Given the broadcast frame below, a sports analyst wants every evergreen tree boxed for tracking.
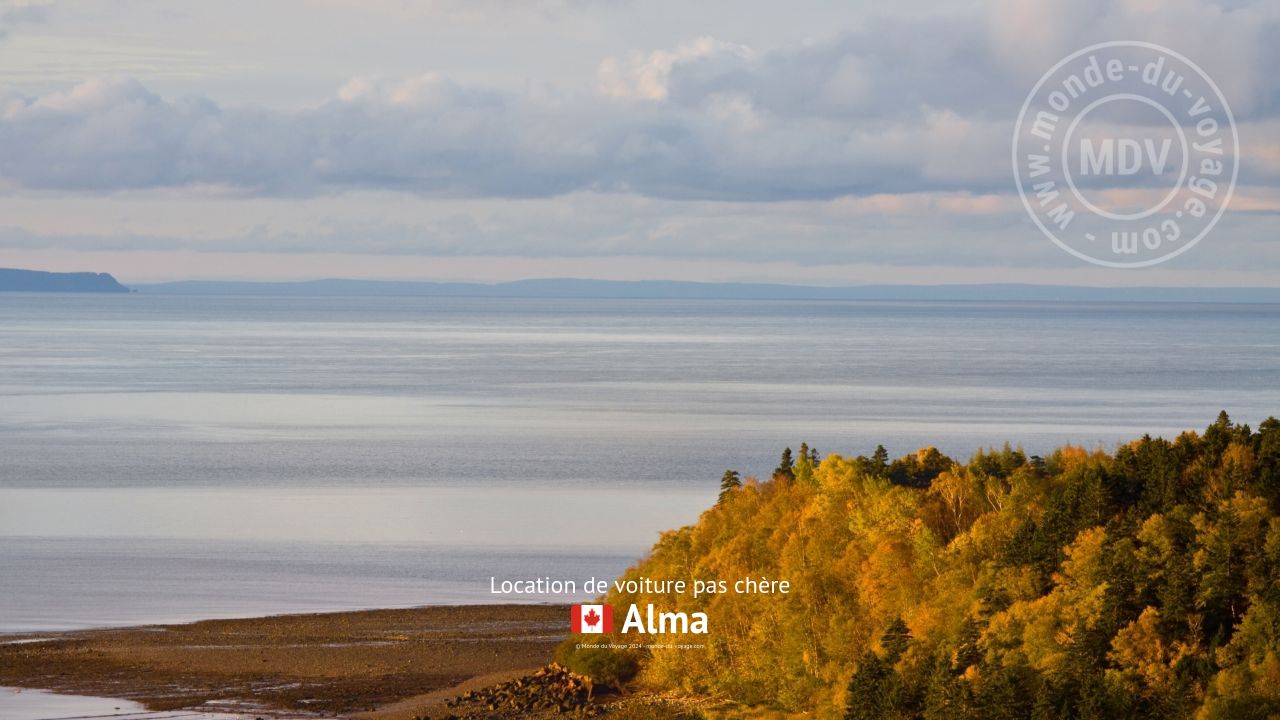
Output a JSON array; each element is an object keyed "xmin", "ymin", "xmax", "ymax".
[
  {"xmin": 923, "ymin": 659, "xmax": 976, "ymax": 720},
  {"xmin": 974, "ymin": 664, "xmax": 1036, "ymax": 720},
  {"xmin": 795, "ymin": 443, "xmax": 816, "ymax": 485},
  {"xmin": 1202, "ymin": 410, "xmax": 1236, "ymax": 464},
  {"xmin": 881, "ymin": 617, "xmax": 911, "ymax": 662},
  {"xmin": 774, "ymin": 447, "xmax": 795, "ymax": 482},
  {"xmin": 845, "ymin": 620, "xmax": 918, "ymax": 719},
  {"xmin": 872, "ymin": 444, "xmax": 890, "ymax": 475},
  {"xmin": 1254, "ymin": 417, "xmax": 1280, "ymax": 508},
  {"xmin": 718, "ymin": 469, "xmax": 742, "ymax": 503},
  {"xmin": 845, "ymin": 652, "xmax": 892, "ymax": 720},
  {"xmin": 1030, "ymin": 454, "xmax": 1046, "ymax": 476}
]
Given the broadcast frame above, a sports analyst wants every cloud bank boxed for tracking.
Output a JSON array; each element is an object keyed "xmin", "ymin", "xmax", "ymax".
[
  {"xmin": 0, "ymin": 0, "xmax": 1274, "ymax": 202},
  {"xmin": 0, "ymin": 0, "xmax": 1277, "ymax": 284}
]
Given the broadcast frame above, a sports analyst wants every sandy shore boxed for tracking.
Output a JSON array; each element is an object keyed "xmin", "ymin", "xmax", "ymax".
[{"xmin": 0, "ymin": 604, "xmax": 568, "ymax": 718}]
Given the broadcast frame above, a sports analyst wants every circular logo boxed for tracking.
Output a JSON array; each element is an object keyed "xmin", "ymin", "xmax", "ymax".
[{"xmin": 1012, "ymin": 41, "xmax": 1238, "ymax": 268}]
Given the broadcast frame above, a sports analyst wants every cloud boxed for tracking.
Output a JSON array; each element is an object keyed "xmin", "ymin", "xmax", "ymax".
[
  {"xmin": 597, "ymin": 37, "xmax": 753, "ymax": 101},
  {"xmin": 988, "ymin": 0, "xmax": 1280, "ymax": 117},
  {"xmin": 0, "ymin": 0, "xmax": 53, "ymax": 40},
  {"xmin": 0, "ymin": 0, "xmax": 1276, "ymax": 203},
  {"xmin": 0, "ymin": 186, "xmax": 1049, "ymax": 273},
  {"xmin": 0, "ymin": 71, "xmax": 1019, "ymax": 200},
  {"xmin": 602, "ymin": 16, "xmax": 1009, "ymax": 124}
]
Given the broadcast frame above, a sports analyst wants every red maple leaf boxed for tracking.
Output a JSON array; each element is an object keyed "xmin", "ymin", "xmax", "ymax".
[{"xmin": 583, "ymin": 608, "xmax": 601, "ymax": 628}]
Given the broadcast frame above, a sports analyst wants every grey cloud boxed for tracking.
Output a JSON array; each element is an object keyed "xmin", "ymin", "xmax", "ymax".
[
  {"xmin": 987, "ymin": 0, "xmax": 1280, "ymax": 119},
  {"xmin": 0, "ymin": 0, "xmax": 1276, "ymax": 201},
  {"xmin": 0, "ymin": 73, "xmax": 1016, "ymax": 200},
  {"xmin": 655, "ymin": 17, "xmax": 1012, "ymax": 123},
  {"xmin": 615, "ymin": 1, "xmax": 1280, "ymax": 123},
  {"xmin": 0, "ymin": 0, "xmax": 52, "ymax": 40}
]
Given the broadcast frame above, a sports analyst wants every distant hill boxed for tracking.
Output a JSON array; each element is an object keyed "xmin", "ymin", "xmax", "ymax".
[
  {"xmin": 135, "ymin": 278, "xmax": 1280, "ymax": 303},
  {"xmin": 0, "ymin": 268, "xmax": 130, "ymax": 293}
]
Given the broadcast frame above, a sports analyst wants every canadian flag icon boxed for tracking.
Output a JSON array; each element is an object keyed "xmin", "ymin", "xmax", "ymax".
[{"xmin": 571, "ymin": 604, "xmax": 613, "ymax": 634}]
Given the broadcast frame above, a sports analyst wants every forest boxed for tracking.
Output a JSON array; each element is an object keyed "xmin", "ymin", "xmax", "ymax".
[{"xmin": 559, "ymin": 413, "xmax": 1280, "ymax": 719}]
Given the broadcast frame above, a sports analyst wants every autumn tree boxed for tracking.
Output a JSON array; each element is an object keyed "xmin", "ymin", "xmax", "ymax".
[{"xmin": 558, "ymin": 415, "xmax": 1280, "ymax": 720}]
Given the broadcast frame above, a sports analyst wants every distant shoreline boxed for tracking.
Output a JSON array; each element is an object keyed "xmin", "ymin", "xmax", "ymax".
[
  {"xmin": 0, "ymin": 268, "xmax": 130, "ymax": 294},
  {"xmin": 5, "ymin": 266, "xmax": 1280, "ymax": 302},
  {"xmin": 130, "ymin": 278, "xmax": 1280, "ymax": 303}
]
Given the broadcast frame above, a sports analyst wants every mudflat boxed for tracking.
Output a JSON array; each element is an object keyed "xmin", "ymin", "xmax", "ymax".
[{"xmin": 0, "ymin": 604, "xmax": 568, "ymax": 716}]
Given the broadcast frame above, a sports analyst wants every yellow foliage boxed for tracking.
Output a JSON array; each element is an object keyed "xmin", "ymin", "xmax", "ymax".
[
  {"xmin": 562, "ymin": 420, "xmax": 1280, "ymax": 717},
  {"xmin": 1107, "ymin": 607, "xmax": 1199, "ymax": 697}
]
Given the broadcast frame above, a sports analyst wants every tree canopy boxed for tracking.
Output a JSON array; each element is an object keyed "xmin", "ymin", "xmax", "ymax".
[{"xmin": 559, "ymin": 413, "xmax": 1280, "ymax": 719}]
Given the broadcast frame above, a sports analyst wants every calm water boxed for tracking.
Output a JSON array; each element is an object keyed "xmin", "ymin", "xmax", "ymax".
[
  {"xmin": 2, "ymin": 295, "xmax": 1279, "ymax": 632},
  {"xmin": 0, "ymin": 686, "xmax": 265, "ymax": 720}
]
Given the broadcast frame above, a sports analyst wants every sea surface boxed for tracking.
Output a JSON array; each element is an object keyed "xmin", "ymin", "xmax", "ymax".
[
  {"xmin": 0, "ymin": 685, "xmax": 273, "ymax": 720},
  {"xmin": 2, "ymin": 295, "xmax": 1279, "ymax": 633}
]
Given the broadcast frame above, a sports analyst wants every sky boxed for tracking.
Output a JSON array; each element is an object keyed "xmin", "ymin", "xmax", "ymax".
[{"xmin": 0, "ymin": 0, "xmax": 1276, "ymax": 285}]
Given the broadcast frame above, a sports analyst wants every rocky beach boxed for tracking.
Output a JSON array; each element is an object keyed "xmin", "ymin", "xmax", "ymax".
[{"xmin": 0, "ymin": 605, "xmax": 584, "ymax": 719}]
